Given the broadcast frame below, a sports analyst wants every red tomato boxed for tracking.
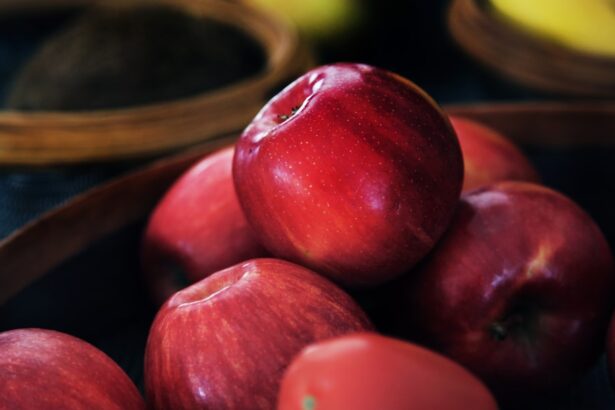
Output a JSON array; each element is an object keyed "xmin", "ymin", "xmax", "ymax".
[{"xmin": 277, "ymin": 333, "xmax": 498, "ymax": 410}]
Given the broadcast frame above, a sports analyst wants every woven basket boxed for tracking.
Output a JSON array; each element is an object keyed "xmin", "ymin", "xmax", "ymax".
[
  {"xmin": 0, "ymin": 0, "xmax": 313, "ymax": 166},
  {"xmin": 448, "ymin": 0, "xmax": 615, "ymax": 97}
]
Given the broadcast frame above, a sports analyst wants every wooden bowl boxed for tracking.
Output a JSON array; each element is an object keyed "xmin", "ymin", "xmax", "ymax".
[
  {"xmin": 0, "ymin": 0, "xmax": 313, "ymax": 166},
  {"xmin": 448, "ymin": 0, "xmax": 615, "ymax": 97},
  {"xmin": 1, "ymin": 102, "xmax": 615, "ymax": 407}
]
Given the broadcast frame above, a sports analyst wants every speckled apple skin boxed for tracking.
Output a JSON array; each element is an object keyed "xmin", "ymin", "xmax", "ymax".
[
  {"xmin": 450, "ymin": 116, "xmax": 539, "ymax": 192},
  {"xmin": 403, "ymin": 181, "xmax": 615, "ymax": 397},
  {"xmin": 142, "ymin": 146, "xmax": 268, "ymax": 305},
  {"xmin": 233, "ymin": 63, "xmax": 463, "ymax": 287},
  {"xmin": 144, "ymin": 258, "xmax": 373, "ymax": 410},
  {"xmin": 0, "ymin": 329, "xmax": 144, "ymax": 410}
]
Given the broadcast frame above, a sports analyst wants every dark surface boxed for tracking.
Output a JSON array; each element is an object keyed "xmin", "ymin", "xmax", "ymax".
[
  {"xmin": 527, "ymin": 146, "xmax": 615, "ymax": 249},
  {"xmin": 1, "ymin": 1, "xmax": 614, "ymax": 408},
  {"xmin": 0, "ymin": 165, "xmax": 134, "ymax": 238},
  {"xmin": 0, "ymin": 221, "xmax": 154, "ymax": 392}
]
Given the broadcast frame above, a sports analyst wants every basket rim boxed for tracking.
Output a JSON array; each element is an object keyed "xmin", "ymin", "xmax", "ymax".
[{"xmin": 0, "ymin": 0, "xmax": 310, "ymax": 165}]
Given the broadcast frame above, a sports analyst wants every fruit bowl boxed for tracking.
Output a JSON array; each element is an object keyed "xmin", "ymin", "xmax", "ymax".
[
  {"xmin": 448, "ymin": 0, "xmax": 615, "ymax": 97},
  {"xmin": 0, "ymin": 0, "xmax": 312, "ymax": 166},
  {"xmin": 1, "ymin": 102, "xmax": 615, "ymax": 407}
]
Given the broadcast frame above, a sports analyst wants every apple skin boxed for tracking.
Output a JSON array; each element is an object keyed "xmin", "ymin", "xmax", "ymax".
[
  {"xmin": 142, "ymin": 146, "xmax": 268, "ymax": 305},
  {"xmin": 144, "ymin": 258, "xmax": 373, "ymax": 409},
  {"xmin": 449, "ymin": 116, "xmax": 539, "ymax": 192},
  {"xmin": 277, "ymin": 332, "xmax": 498, "ymax": 410},
  {"xmin": 0, "ymin": 328, "xmax": 144, "ymax": 410},
  {"xmin": 233, "ymin": 63, "xmax": 463, "ymax": 287},
  {"xmin": 396, "ymin": 181, "xmax": 615, "ymax": 398}
]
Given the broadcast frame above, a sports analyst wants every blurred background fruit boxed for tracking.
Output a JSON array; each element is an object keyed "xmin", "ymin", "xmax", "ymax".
[
  {"xmin": 490, "ymin": 0, "xmax": 615, "ymax": 58},
  {"xmin": 449, "ymin": 0, "xmax": 615, "ymax": 97},
  {"xmin": 242, "ymin": 0, "xmax": 366, "ymax": 44}
]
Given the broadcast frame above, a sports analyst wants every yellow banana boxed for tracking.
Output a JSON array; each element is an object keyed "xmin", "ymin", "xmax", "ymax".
[{"xmin": 490, "ymin": 0, "xmax": 615, "ymax": 57}]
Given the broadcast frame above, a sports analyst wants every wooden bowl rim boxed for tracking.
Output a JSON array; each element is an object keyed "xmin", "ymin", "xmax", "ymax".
[{"xmin": 0, "ymin": 0, "xmax": 309, "ymax": 165}]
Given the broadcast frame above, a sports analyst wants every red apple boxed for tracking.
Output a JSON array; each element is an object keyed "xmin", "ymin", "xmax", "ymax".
[
  {"xmin": 0, "ymin": 328, "xmax": 144, "ymax": 409},
  {"xmin": 142, "ymin": 145, "xmax": 267, "ymax": 305},
  {"xmin": 277, "ymin": 332, "xmax": 498, "ymax": 410},
  {"xmin": 233, "ymin": 63, "xmax": 463, "ymax": 287},
  {"xmin": 396, "ymin": 182, "xmax": 615, "ymax": 398},
  {"xmin": 144, "ymin": 258, "xmax": 372, "ymax": 409},
  {"xmin": 449, "ymin": 116, "xmax": 539, "ymax": 192}
]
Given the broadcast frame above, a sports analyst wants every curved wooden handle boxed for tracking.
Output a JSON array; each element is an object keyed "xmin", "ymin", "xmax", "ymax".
[{"xmin": 1, "ymin": 102, "xmax": 615, "ymax": 304}]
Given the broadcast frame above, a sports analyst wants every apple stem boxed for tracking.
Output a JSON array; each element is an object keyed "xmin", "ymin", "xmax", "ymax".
[
  {"xmin": 278, "ymin": 105, "xmax": 301, "ymax": 122},
  {"xmin": 489, "ymin": 322, "xmax": 508, "ymax": 341},
  {"xmin": 489, "ymin": 304, "xmax": 536, "ymax": 342}
]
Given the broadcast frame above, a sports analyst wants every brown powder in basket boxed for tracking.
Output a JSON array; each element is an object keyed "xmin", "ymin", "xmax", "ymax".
[{"xmin": 6, "ymin": 4, "xmax": 266, "ymax": 111}]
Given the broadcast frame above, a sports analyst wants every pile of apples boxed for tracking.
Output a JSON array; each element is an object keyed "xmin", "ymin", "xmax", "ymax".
[{"xmin": 2, "ymin": 63, "xmax": 614, "ymax": 409}]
